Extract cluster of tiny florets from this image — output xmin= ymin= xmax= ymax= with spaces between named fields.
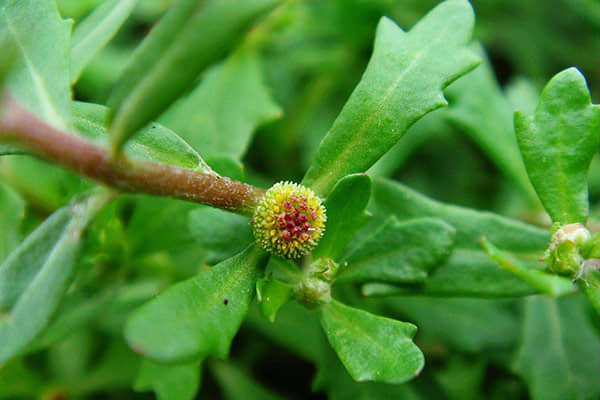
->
xmin=252 ymin=182 xmax=326 ymax=259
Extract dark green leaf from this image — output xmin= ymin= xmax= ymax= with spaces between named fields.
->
xmin=0 ymin=0 xmax=71 ymax=129
xmin=160 ymin=48 xmax=282 ymax=160
xmin=312 ymin=174 xmax=371 ymax=261
xmin=302 ymin=0 xmax=480 ymax=196
xmin=70 ymin=0 xmax=137 ymax=83
xmin=338 ymin=216 xmax=455 ymax=284
xmin=73 ymin=101 xmax=210 ymax=171
xmin=0 ymin=181 xmax=23 ymax=262
xmin=362 ymin=249 xmax=536 ymax=298
xmin=373 ymin=179 xmax=549 ymax=253
xmin=211 ymin=361 xmax=284 ymax=400
xmin=125 ymin=245 xmax=268 ymax=363
xmin=513 ymin=295 xmax=600 ymax=400
xmin=134 ymin=360 xmax=201 ymax=400
xmin=515 ymin=68 xmax=600 ymax=224
xmin=256 ymin=275 xmax=293 ymax=322
xmin=107 ymin=0 xmax=280 ymax=151
xmin=0 ymin=189 xmax=112 ymax=365
xmin=320 ymin=300 xmax=424 ymax=384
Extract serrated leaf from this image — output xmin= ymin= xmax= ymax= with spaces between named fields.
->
xmin=373 ymin=179 xmax=549 ymax=253
xmin=0 ymin=0 xmax=71 ymax=129
xmin=312 ymin=174 xmax=371 ymax=261
xmin=160 ymin=48 xmax=282 ymax=160
xmin=319 ymin=300 xmax=424 ymax=384
xmin=0 ymin=190 xmax=112 ymax=365
xmin=72 ymin=101 xmax=210 ymax=171
xmin=188 ymin=207 xmax=253 ymax=262
xmin=107 ymin=0 xmax=280 ymax=151
xmin=211 ymin=361 xmax=284 ymax=400
xmin=256 ymin=275 xmax=293 ymax=323
xmin=515 ymin=67 xmax=600 ymax=225
xmin=445 ymin=43 xmax=534 ymax=199
xmin=70 ymin=0 xmax=136 ymax=84
xmin=124 ymin=245 xmax=268 ymax=363
xmin=338 ymin=216 xmax=455 ymax=284
xmin=134 ymin=360 xmax=200 ymax=400
xmin=362 ymin=249 xmax=535 ymax=298
xmin=0 ymin=181 xmax=24 ymax=262
xmin=302 ymin=0 xmax=480 ymax=196
xmin=513 ymin=295 xmax=600 ymax=400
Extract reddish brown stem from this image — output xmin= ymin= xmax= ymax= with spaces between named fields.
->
xmin=0 ymin=95 xmax=265 ymax=216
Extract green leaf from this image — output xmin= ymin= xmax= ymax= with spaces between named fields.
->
xmin=211 ymin=361 xmax=284 ymax=400
xmin=134 ymin=360 xmax=200 ymax=400
xmin=515 ymin=67 xmax=600 ymax=225
xmin=188 ymin=207 xmax=253 ymax=262
xmin=385 ymin=297 xmax=519 ymax=352
xmin=302 ymin=0 xmax=480 ymax=196
xmin=338 ymin=216 xmax=455 ymax=284
xmin=0 ymin=144 xmax=25 ymax=155
xmin=70 ymin=0 xmax=137 ymax=83
xmin=0 ymin=189 xmax=112 ymax=365
xmin=513 ymin=295 xmax=600 ymax=400
xmin=373 ymin=179 xmax=549 ymax=253
xmin=73 ymin=101 xmax=210 ymax=171
xmin=0 ymin=181 xmax=24 ymax=262
xmin=482 ymin=238 xmax=574 ymax=297
xmin=160 ymin=48 xmax=282 ymax=160
xmin=0 ymin=0 xmax=71 ymax=129
xmin=312 ymin=174 xmax=371 ymax=261
xmin=107 ymin=0 xmax=280 ymax=152
xmin=445 ymin=43 xmax=534 ymax=199
xmin=124 ymin=245 xmax=268 ymax=363
xmin=256 ymin=275 xmax=293 ymax=322
xmin=0 ymin=359 xmax=43 ymax=398
xmin=362 ymin=249 xmax=536 ymax=298
xmin=319 ymin=300 xmax=424 ymax=384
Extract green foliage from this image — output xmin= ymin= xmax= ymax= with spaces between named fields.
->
xmin=134 ymin=360 xmax=200 ymax=400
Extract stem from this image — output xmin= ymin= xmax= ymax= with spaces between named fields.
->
xmin=0 ymin=95 xmax=265 ymax=216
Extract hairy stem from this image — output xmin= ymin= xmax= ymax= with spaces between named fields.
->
xmin=0 ymin=95 xmax=265 ymax=216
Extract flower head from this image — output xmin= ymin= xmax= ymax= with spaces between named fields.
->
xmin=252 ymin=182 xmax=326 ymax=258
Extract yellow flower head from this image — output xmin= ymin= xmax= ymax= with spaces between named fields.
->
xmin=252 ymin=182 xmax=326 ymax=259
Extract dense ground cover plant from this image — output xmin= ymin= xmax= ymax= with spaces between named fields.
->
xmin=0 ymin=0 xmax=599 ymax=399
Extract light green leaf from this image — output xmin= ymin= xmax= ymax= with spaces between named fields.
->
xmin=134 ymin=360 xmax=200 ymax=400
xmin=312 ymin=174 xmax=371 ymax=261
xmin=125 ymin=245 xmax=268 ymax=363
xmin=445 ymin=43 xmax=533 ymax=199
xmin=0 ymin=181 xmax=24 ymax=262
xmin=302 ymin=0 xmax=480 ymax=196
xmin=211 ymin=361 xmax=284 ymax=400
xmin=482 ymin=238 xmax=574 ymax=297
xmin=107 ymin=0 xmax=280 ymax=152
xmin=515 ymin=67 xmax=600 ymax=225
xmin=160 ymin=48 xmax=282 ymax=160
xmin=362 ymin=249 xmax=535 ymax=298
xmin=73 ymin=101 xmax=210 ymax=171
xmin=338 ymin=216 xmax=455 ymax=284
xmin=513 ymin=295 xmax=600 ymax=400
xmin=70 ymin=0 xmax=137 ymax=83
xmin=0 ymin=189 xmax=113 ymax=365
xmin=256 ymin=275 xmax=293 ymax=323
xmin=373 ymin=179 xmax=549 ymax=253
xmin=0 ymin=0 xmax=71 ymax=129
xmin=0 ymin=144 xmax=25 ymax=155
xmin=319 ymin=300 xmax=424 ymax=384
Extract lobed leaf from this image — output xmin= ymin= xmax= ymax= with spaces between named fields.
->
xmin=107 ymin=0 xmax=280 ymax=152
xmin=338 ymin=216 xmax=455 ymax=284
xmin=124 ymin=245 xmax=268 ymax=363
xmin=319 ymin=300 xmax=424 ymax=384
xmin=302 ymin=0 xmax=480 ymax=196
xmin=256 ymin=275 xmax=293 ymax=323
xmin=0 ymin=0 xmax=72 ymax=129
xmin=70 ymin=0 xmax=137 ymax=83
xmin=515 ymin=67 xmax=600 ymax=225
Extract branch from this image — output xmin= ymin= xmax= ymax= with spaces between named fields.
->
xmin=0 ymin=95 xmax=265 ymax=216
